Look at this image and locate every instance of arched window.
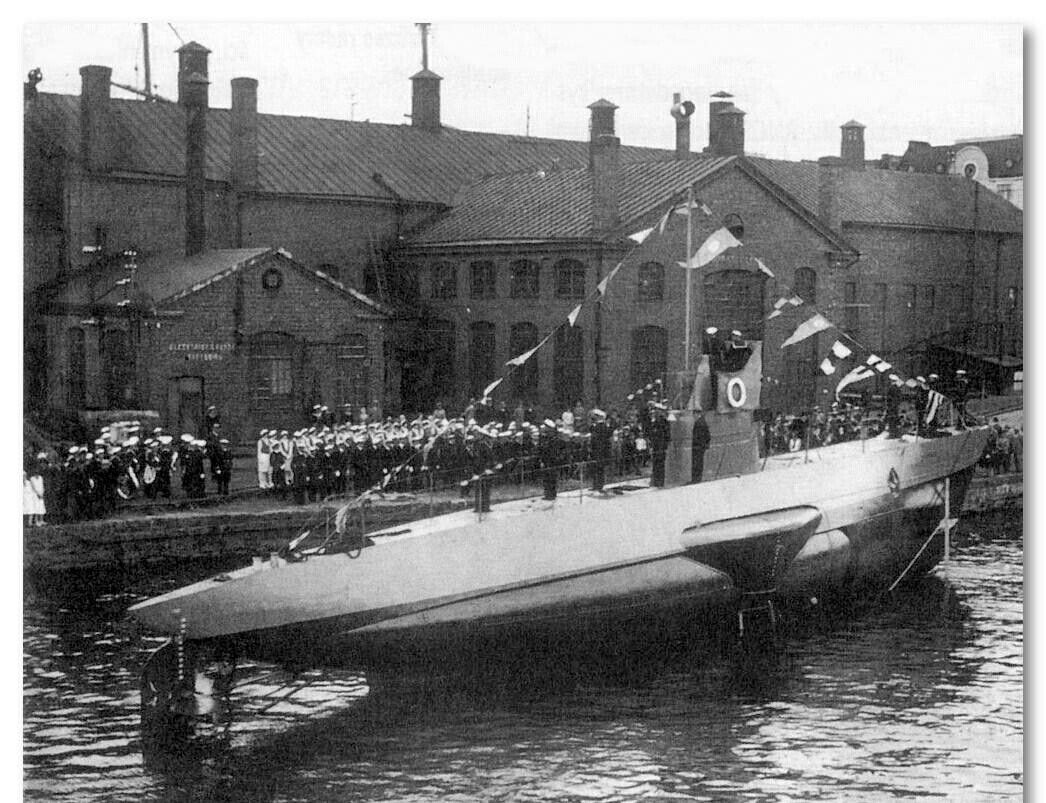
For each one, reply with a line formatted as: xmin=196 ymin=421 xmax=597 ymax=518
xmin=554 ymin=326 xmax=584 ymax=407
xmin=637 ymin=262 xmax=664 ymax=302
xmin=469 ymin=321 xmax=496 ymax=398
xmin=470 ymin=261 xmax=497 ymax=299
xmin=101 ymin=328 xmax=135 ymax=408
xmin=429 ymin=319 xmax=456 ymax=403
xmin=631 ymin=326 xmax=667 ymax=390
xmin=794 ymin=267 xmax=817 ymax=304
xmin=335 ymin=333 xmax=369 ymax=410
xmin=66 ymin=327 xmax=86 ymax=409
xmin=510 ymin=259 xmax=540 ymax=298
xmin=431 ymin=262 xmax=457 ymax=299
xmin=509 ymin=322 xmax=540 ymax=400
xmin=554 ymin=259 xmax=586 ymax=299
xmin=702 ymin=269 xmax=765 ymax=339
xmin=723 ymin=212 xmax=744 ymax=240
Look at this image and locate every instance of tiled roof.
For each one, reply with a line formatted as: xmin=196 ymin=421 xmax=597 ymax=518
xmin=25 ymin=92 xmax=673 ymax=205
xmin=750 ymin=157 xmax=1022 ymax=234
xmin=50 ymin=247 xmax=391 ymax=314
xmin=408 ymin=156 xmax=735 ymax=244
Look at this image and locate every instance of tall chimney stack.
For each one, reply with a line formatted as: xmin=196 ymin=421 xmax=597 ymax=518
xmin=840 ymin=120 xmax=866 ymax=169
xmin=588 ymin=99 xmax=620 ymax=234
xmin=671 ymin=93 xmax=695 ymax=159
xmin=79 ymin=65 xmax=114 ymax=173
xmin=411 ymin=69 xmax=442 ymax=130
xmin=231 ymin=77 xmax=259 ymax=190
xmin=179 ymin=42 xmax=210 ymax=256
xmin=708 ymin=90 xmax=745 ymax=157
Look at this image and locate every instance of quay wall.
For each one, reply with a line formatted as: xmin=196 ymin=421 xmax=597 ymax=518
xmin=24 ymin=474 xmax=1021 ymax=574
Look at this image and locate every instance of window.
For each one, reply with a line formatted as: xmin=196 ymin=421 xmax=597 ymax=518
xmin=794 ymin=267 xmax=817 ymax=304
xmin=703 ymin=269 xmax=766 ymax=339
xmin=101 ymin=328 xmax=135 ymax=408
xmin=469 ymin=322 xmax=497 ymax=398
xmin=554 ymin=259 xmax=586 ymax=299
xmin=631 ymin=326 xmax=667 ymax=390
xmin=637 ymin=262 xmax=664 ymax=302
xmin=335 ymin=334 xmax=369 ymax=409
xmin=509 ymin=259 xmax=540 ymax=298
xmin=431 ymin=262 xmax=457 ymax=299
xmin=723 ymin=212 xmax=744 ymax=240
xmin=429 ymin=319 xmax=456 ymax=403
xmin=922 ymin=285 xmax=935 ymax=314
xmin=261 ymin=267 xmax=284 ymax=290
xmin=66 ymin=327 xmax=86 ymax=409
xmin=250 ymin=333 xmax=296 ymax=402
xmin=470 ymin=261 xmax=497 ymax=299
xmin=509 ymin=322 xmax=540 ymax=400
xmin=843 ymin=281 xmax=860 ymax=339
xmin=554 ymin=326 xmax=584 ymax=407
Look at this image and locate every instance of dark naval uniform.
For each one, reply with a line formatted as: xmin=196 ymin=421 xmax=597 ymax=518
xmin=589 ymin=418 xmax=612 ymax=491
xmin=647 ymin=413 xmax=671 ymax=488
xmin=691 ymin=414 xmax=711 ymax=483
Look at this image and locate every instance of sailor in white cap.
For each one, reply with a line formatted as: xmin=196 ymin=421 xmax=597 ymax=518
xmin=257 ymin=429 xmax=273 ymax=490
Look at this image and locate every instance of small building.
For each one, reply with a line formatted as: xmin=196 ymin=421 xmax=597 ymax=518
xmin=35 ymin=247 xmax=391 ymax=442
xmin=895 ymin=135 xmax=1024 ymax=209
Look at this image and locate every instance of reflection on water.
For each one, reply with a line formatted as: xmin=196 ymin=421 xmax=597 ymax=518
xmin=24 ymin=511 xmax=1022 ymax=802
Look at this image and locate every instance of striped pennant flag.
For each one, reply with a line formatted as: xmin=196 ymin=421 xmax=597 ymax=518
xmin=835 ymin=364 xmax=876 ymax=398
xmin=924 ymin=389 xmax=946 ymax=424
xmin=818 ymin=340 xmax=853 ymax=375
xmin=767 ymin=294 xmax=804 ymax=319
xmin=866 ymin=354 xmax=893 ymax=372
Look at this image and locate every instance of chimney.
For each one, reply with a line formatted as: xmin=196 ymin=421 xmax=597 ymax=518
xmin=79 ymin=65 xmax=114 ymax=173
xmin=411 ymin=68 xmax=442 ymax=130
xmin=670 ymin=93 xmax=695 ymax=159
xmin=179 ymin=42 xmax=210 ymax=256
xmin=708 ymin=90 xmax=745 ymax=156
xmin=231 ymin=77 xmax=259 ymax=190
xmin=817 ymin=156 xmax=843 ymax=231
xmin=841 ymin=120 xmax=866 ymax=169
xmin=588 ymin=99 xmax=620 ymax=234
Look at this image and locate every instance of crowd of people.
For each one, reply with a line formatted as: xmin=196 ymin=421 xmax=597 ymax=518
xmin=22 ymin=367 xmax=1013 ymax=525
xmin=22 ymin=408 xmax=234 ymax=525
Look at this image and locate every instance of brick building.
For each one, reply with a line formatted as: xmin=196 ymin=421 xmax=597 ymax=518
xmin=24 ymin=39 xmax=1023 ymax=434
xmin=37 ymin=247 xmax=391 ymax=443
xmin=396 ymin=99 xmax=1023 ymax=412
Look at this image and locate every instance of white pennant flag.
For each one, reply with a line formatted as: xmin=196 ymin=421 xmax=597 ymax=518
xmin=505 ymin=334 xmax=550 ymax=367
xmin=596 ymin=261 xmax=623 ymax=296
xmin=483 ymin=378 xmax=503 ymax=399
xmin=677 ymin=227 xmax=742 ymax=269
xmin=755 ymin=258 xmax=774 ymax=278
xmin=628 ymin=227 xmax=653 ymax=244
xmin=835 ymin=365 xmax=875 ymax=398
xmin=568 ymin=304 xmax=582 ymax=327
xmin=657 ymin=208 xmax=672 ymax=234
xmin=780 ymin=313 xmax=833 ymax=347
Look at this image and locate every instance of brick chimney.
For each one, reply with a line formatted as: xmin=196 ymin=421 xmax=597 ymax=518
xmin=841 ymin=120 xmax=866 ymax=169
xmin=231 ymin=77 xmax=259 ymax=190
xmin=588 ymin=99 xmax=620 ymax=234
xmin=671 ymin=93 xmax=695 ymax=159
xmin=411 ymin=68 xmax=442 ymax=130
xmin=79 ymin=65 xmax=114 ymax=173
xmin=178 ymin=42 xmax=210 ymax=256
xmin=708 ymin=90 xmax=745 ymax=156
xmin=817 ymin=156 xmax=843 ymax=231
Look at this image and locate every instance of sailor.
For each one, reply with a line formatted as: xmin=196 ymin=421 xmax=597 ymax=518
xmin=719 ymin=329 xmax=753 ymax=372
xmin=646 ymin=404 xmax=671 ymax=488
xmin=291 ymin=433 xmax=310 ymax=505
xmin=204 ymin=405 xmax=221 ymax=437
xmin=885 ymin=374 xmax=903 ymax=438
xmin=186 ymin=440 xmax=207 ymax=499
xmin=257 ymin=430 xmax=273 ymax=490
xmin=155 ymin=434 xmax=174 ymax=499
xmin=467 ymin=426 xmax=494 ymax=512
xmin=212 ymin=438 xmax=233 ymax=496
xmin=538 ymin=419 xmax=560 ymax=500
xmin=588 ymin=409 xmax=611 ymax=492
xmin=691 ymin=411 xmax=711 ymax=483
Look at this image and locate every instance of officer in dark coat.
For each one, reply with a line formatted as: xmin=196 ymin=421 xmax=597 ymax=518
xmin=291 ymin=437 xmax=310 ymax=504
xmin=953 ymin=369 xmax=970 ymax=428
xmin=468 ymin=428 xmax=494 ymax=512
xmin=691 ymin=412 xmax=711 ymax=483
xmin=647 ymin=405 xmax=671 ymax=488
xmin=588 ymin=409 xmax=612 ymax=492
xmin=538 ymin=420 xmax=560 ymax=501
xmin=212 ymin=439 xmax=233 ymax=495
xmin=156 ymin=436 xmax=174 ymax=499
